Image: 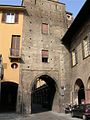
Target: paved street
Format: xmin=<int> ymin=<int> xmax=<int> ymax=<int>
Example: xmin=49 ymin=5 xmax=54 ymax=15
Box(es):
xmin=0 ymin=112 xmax=82 ymax=120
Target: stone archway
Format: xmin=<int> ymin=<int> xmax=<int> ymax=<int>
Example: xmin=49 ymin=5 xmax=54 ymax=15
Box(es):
xmin=31 ymin=74 xmax=59 ymax=113
xmin=86 ymin=77 xmax=90 ymax=103
xmin=74 ymin=79 xmax=85 ymax=105
xmin=0 ymin=81 xmax=18 ymax=112
xmin=87 ymin=77 xmax=90 ymax=89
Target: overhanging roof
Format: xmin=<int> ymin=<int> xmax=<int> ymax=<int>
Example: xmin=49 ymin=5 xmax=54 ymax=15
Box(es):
xmin=61 ymin=0 xmax=90 ymax=46
xmin=0 ymin=5 xmax=25 ymax=11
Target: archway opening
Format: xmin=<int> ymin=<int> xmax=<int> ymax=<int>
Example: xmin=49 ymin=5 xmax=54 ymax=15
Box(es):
xmin=74 ymin=79 xmax=85 ymax=105
xmin=0 ymin=82 xmax=18 ymax=112
xmin=86 ymin=77 xmax=90 ymax=103
xmin=31 ymin=75 xmax=56 ymax=113
xmin=87 ymin=77 xmax=90 ymax=89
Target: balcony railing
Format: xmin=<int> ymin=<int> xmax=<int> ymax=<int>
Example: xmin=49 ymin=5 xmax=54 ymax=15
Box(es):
xmin=9 ymin=48 xmax=21 ymax=59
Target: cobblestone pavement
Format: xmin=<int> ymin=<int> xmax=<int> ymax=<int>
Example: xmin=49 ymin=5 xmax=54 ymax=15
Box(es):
xmin=0 ymin=112 xmax=82 ymax=120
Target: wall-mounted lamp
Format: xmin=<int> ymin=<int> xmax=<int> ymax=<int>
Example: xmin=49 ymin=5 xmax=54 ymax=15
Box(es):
xmin=61 ymin=86 xmax=66 ymax=96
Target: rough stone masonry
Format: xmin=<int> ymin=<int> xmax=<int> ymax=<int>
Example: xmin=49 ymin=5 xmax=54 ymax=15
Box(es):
xmin=17 ymin=0 xmax=73 ymax=114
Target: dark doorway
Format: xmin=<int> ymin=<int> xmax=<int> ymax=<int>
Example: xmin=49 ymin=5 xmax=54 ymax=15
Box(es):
xmin=0 ymin=82 xmax=18 ymax=112
xmin=74 ymin=79 xmax=85 ymax=105
xmin=78 ymin=84 xmax=85 ymax=104
xmin=31 ymin=75 xmax=56 ymax=113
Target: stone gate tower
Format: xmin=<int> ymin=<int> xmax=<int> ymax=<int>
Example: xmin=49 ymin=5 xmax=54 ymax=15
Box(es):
xmin=17 ymin=0 xmax=73 ymax=114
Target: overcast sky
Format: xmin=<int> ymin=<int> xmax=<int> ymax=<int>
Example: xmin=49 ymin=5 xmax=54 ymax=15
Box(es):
xmin=0 ymin=0 xmax=86 ymax=18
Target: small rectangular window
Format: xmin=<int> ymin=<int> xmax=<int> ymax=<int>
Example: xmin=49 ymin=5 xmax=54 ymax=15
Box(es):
xmin=42 ymin=23 xmax=49 ymax=34
xmin=71 ymin=49 xmax=77 ymax=66
xmin=42 ymin=50 xmax=48 ymax=63
xmin=2 ymin=12 xmax=18 ymax=24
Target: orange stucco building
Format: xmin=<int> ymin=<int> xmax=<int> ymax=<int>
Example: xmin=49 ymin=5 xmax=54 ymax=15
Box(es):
xmin=0 ymin=5 xmax=24 ymax=112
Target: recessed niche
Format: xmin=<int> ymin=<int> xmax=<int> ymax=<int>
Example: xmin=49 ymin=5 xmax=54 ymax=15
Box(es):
xmin=11 ymin=63 xmax=18 ymax=69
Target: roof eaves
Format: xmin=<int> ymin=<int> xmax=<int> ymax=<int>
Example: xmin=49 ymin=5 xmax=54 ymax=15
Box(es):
xmin=0 ymin=5 xmax=25 ymax=10
xmin=61 ymin=1 xmax=89 ymax=46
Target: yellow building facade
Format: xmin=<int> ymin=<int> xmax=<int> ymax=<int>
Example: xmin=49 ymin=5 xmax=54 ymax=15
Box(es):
xmin=0 ymin=5 xmax=24 ymax=112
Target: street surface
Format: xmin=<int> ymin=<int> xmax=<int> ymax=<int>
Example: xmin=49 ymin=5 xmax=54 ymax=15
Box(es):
xmin=0 ymin=111 xmax=82 ymax=120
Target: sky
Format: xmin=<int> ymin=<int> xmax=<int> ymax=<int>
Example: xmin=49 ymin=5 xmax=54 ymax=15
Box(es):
xmin=60 ymin=0 xmax=86 ymax=17
xmin=0 ymin=0 xmax=86 ymax=18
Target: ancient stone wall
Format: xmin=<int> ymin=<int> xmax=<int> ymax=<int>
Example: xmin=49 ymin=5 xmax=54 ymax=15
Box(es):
xmin=17 ymin=0 xmax=72 ymax=114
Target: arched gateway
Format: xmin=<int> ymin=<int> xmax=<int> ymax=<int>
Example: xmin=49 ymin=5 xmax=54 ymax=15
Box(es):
xmin=0 ymin=82 xmax=18 ymax=112
xmin=86 ymin=77 xmax=90 ymax=103
xmin=74 ymin=79 xmax=85 ymax=105
xmin=31 ymin=74 xmax=59 ymax=113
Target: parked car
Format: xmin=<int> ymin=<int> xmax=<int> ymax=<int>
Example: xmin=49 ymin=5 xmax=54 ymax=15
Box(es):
xmin=71 ymin=104 xmax=90 ymax=120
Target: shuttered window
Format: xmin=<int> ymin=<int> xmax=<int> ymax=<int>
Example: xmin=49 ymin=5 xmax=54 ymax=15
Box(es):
xmin=11 ymin=35 xmax=20 ymax=56
xmin=2 ymin=12 xmax=18 ymax=23
xmin=82 ymin=35 xmax=90 ymax=58
xmin=42 ymin=50 xmax=48 ymax=63
xmin=71 ymin=49 xmax=77 ymax=66
xmin=42 ymin=23 xmax=49 ymax=34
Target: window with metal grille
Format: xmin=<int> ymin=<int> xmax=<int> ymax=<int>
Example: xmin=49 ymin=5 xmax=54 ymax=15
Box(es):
xmin=42 ymin=50 xmax=48 ymax=63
